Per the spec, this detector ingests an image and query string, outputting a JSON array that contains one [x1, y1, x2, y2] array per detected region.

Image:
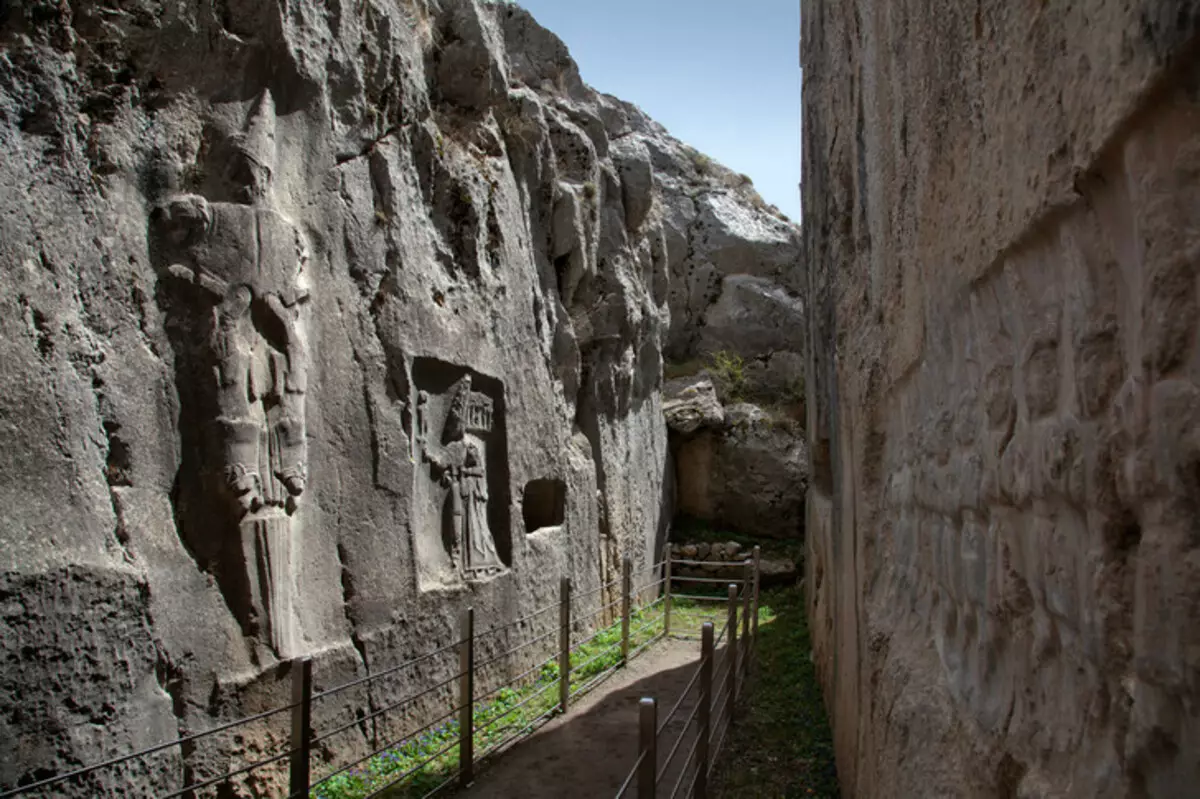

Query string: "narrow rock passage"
[[459, 638, 708, 798]]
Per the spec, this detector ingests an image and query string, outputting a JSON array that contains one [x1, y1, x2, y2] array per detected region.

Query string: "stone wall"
[[802, 1, 1200, 796], [0, 1, 790, 793]]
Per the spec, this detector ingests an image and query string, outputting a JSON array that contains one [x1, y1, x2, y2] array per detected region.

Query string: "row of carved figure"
[[151, 91, 504, 660]]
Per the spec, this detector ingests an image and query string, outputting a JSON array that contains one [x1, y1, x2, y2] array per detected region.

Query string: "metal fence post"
[[638, 697, 657, 799], [726, 584, 738, 721], [621, 556, 632, 663], [751, 546, 761, 657], [663, 556, 673, 637], [559, 576, 571, 712], [459, 607, 475, 787], [741, 563, 751, 678], [696, 623, 714, 799], [288, 656, 312, 799]]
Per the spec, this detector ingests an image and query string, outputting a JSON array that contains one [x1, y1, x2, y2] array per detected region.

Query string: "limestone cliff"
[[0, 0, 794, 793], [803, 1, 1200, 796]]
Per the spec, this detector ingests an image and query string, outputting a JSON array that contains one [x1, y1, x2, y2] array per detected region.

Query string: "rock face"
[[631, 113, 804, 388], [0, 2, 790, 793], [803, 1, 1200, 797], [665, 377, 809, 539], [663, 374, 725, 434]]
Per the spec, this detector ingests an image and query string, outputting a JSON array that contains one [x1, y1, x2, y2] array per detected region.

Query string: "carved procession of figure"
[[153, 89, 308, 659]]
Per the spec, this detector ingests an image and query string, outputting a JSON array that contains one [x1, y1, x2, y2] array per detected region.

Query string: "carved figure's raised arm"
[[165, 263, 230, 298]]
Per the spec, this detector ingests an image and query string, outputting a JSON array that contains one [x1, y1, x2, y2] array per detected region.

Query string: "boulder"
[[758, 557, 799, 588], [743, 351, 806, 404], [663, 375, 726, 433], [697, 274, 806, 358], [674, 403, 809, 539]]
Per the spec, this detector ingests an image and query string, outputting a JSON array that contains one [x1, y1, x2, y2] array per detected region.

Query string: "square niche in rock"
[[523, 478, 567, 534], [412, 357, 512, 591]]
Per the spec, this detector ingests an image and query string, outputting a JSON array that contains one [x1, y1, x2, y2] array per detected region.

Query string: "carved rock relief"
[[152, 90, 309, 660], [411, 358, 511, 589], [874, 112, 1200, 792]]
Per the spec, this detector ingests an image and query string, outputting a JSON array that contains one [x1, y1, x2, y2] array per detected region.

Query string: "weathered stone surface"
[[663, 375, 725, 433], [697, 274, 805, 358], [673, 403, 809, 539], [604, 111, 802, 365], [0, 1, 784, 792], [803, 1, 1200, 796], [669, 542, 796, 587], [757, 556, 797, 587], [743, 350, 806, 403]]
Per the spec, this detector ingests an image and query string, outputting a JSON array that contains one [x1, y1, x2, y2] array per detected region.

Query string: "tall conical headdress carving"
[[236, 89, 277, 180]]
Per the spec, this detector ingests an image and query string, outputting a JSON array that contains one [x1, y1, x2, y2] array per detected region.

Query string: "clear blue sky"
[[512, 0, 802, 222]]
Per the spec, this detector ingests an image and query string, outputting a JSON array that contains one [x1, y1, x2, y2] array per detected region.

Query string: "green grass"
[[310, 602, 666, 799], [668, 594, 766, 644], [307, 579, 837, 799], [709, 587, 839, 798]]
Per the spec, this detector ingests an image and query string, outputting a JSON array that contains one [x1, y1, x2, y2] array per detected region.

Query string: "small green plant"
[[581, 181, 597, 201], [707, 350, 747, 402], [691, 151, 713, 175]]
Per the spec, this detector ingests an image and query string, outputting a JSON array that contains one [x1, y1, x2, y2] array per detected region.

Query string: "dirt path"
[[460, 637, 710, 799]]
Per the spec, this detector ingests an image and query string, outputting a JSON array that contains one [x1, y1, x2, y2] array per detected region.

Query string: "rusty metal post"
[[288, 657, 312, 799], [663, 556, 673, 637], [559, 576, 571, 711], [751, 546, 762, 658], [726, 584, 738, 720], [695, 623, 714, 799], [621, 556, 632, 663], [458, 607, 475, 786], [638, 697, 657, 798]]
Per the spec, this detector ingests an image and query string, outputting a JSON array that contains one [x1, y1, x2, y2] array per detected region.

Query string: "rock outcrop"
[[803, 1, 1200, 796], [0, 1, 795, 793], [663, 374, 725, 434], [627, 110, 804, 396], [665, 379, 808, 539]]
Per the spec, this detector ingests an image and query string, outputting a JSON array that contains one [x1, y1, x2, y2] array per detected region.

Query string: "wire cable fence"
[[615, 546, 763, 799], [0, 557, 671, 799]]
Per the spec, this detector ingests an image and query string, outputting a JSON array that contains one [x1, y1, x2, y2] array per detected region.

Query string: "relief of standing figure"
[[153, 89, 309, 659], [461, 442, 503, 576], [418, 375, 504, 579]]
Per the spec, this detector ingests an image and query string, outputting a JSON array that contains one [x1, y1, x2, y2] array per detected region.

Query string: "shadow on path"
[[458, 637, 717, 798], [455, 586, 836, 799]]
